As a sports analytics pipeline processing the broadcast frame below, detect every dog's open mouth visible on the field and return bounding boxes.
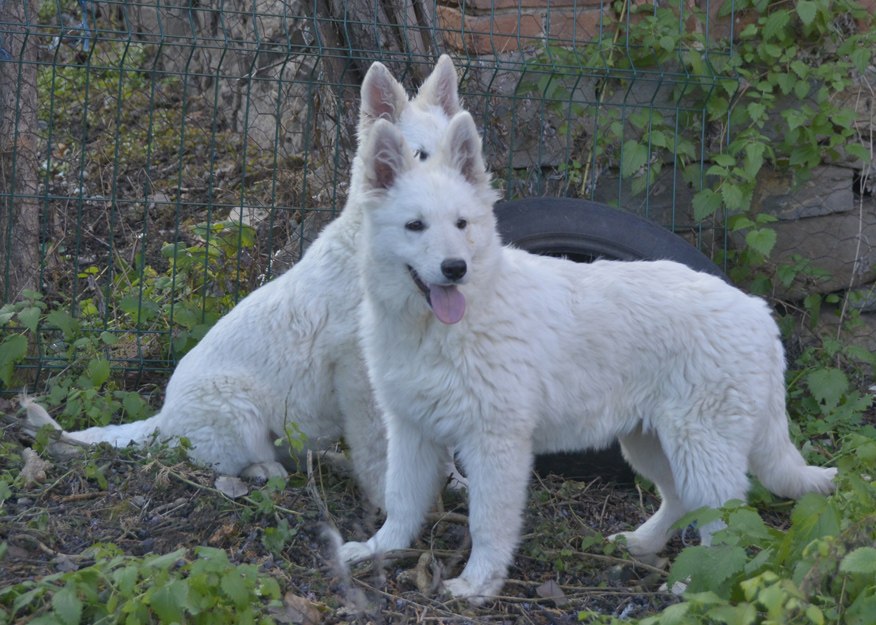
[407,266,466,325]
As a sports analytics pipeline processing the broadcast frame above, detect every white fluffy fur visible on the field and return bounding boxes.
[26,57,462,509]
[340,113,838,602]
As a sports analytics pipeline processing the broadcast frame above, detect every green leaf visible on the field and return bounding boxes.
[845,143,870,162]
[743,142,765,179]
[706,603,758,625]
[17,306,42,333]
[45,310,78,339]
[851,47,872,74]
[693,189,722,222]
[722,183,746,212]
[775,72,796,95]
[27,615,64,625]
[790,60,809,79]
[729,215,756,232]
[668,545,748,595]
[121,392,148,420]
[712,153,736,168]
[112,564,140,596]
[845,591,876,625]
[86,358,111,388]
[651,602,690,625]
[784,495,841,563]
[793,79,810,99]
[0,334,28,387]
[221,569,251,608]
[762,10,790,40]
[650,129,668,149]
[0,479,12,505]
[782,108,809,131]
[806,367,848,411]
[796,0,817,26]
[726,508,773,544]
[621,140,649,178]
[746,102,766,124]
[145,548,187,571]
[805,604,825,625]
[658,34,676,53]
[739,23,758,39]
[149,580,188,623]
[840,547,876,574]
[51,586,83,625]
[830,108,856,130]
[744,228,776,257]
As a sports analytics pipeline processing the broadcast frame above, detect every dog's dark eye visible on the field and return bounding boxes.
[413,149,429,161]
[405,220,426,232]
[456,219,467,230]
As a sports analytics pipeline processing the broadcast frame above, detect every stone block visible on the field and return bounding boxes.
[755,166,854,221]
[767,195,876,299]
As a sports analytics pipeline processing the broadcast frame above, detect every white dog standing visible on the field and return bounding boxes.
[340,113,837,602]
[24,57,462,509]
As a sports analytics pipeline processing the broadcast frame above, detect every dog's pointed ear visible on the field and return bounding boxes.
[415,54,460,118]
[443,112,488,188]
[359,62,408,138]
[362,119,414,193]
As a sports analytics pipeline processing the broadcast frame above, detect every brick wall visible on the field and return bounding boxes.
[437,0,608,55]
[437,0,876,56]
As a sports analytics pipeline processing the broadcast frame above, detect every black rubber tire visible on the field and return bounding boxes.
[495,197,726,280]
[493,197,726,484]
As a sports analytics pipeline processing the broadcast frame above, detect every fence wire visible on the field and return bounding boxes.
[1,0,737,386]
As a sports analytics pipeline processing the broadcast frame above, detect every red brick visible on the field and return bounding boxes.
[440,0,602,10]
[438,5,544,54]
[545,7,610,43]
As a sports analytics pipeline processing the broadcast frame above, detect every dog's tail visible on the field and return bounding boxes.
[748,394,836,498]
[21,393,163,448]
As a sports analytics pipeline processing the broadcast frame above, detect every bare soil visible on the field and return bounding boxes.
[0,403,684,624]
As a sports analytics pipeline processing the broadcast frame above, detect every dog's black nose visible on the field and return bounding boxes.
[441,258,467,281]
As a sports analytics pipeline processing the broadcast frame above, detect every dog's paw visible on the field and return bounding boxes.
[339,541,373,563]
[443,577,482,604]
[607,532,663,567]
[241,461,288,481]
[442,576,502,606]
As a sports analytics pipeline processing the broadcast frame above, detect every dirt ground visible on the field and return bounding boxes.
[0,400,694,624]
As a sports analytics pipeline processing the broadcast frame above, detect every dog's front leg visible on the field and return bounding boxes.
[444,434,534,604]
[340,415,446,562]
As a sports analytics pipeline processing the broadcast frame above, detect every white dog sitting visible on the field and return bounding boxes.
[25,56,463,509]
[340,112,837,602]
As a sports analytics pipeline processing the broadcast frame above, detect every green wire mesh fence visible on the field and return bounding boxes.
[1,0,740,388]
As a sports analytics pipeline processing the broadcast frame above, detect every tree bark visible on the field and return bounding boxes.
[0,0,41,303]
[321,0,439,82]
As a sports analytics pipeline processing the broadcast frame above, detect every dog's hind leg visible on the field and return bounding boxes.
[172,379,288,480]
[611,425,687,560]
[649,415,752,549]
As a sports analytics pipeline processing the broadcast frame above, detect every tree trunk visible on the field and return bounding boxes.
[320,0,439,82]
[311,0,442,153]
[316,0,440,94]
[0,0,41,303]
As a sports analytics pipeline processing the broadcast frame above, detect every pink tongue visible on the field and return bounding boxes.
[429,284,466,324]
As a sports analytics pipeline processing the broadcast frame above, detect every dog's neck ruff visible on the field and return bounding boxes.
[407,265,466,325]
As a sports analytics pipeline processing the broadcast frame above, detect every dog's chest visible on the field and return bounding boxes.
[369,322,532,442]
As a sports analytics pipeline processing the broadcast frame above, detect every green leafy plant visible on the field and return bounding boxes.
[0,220,258,432]
[0,545,283,624]
[520,0,873,284]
